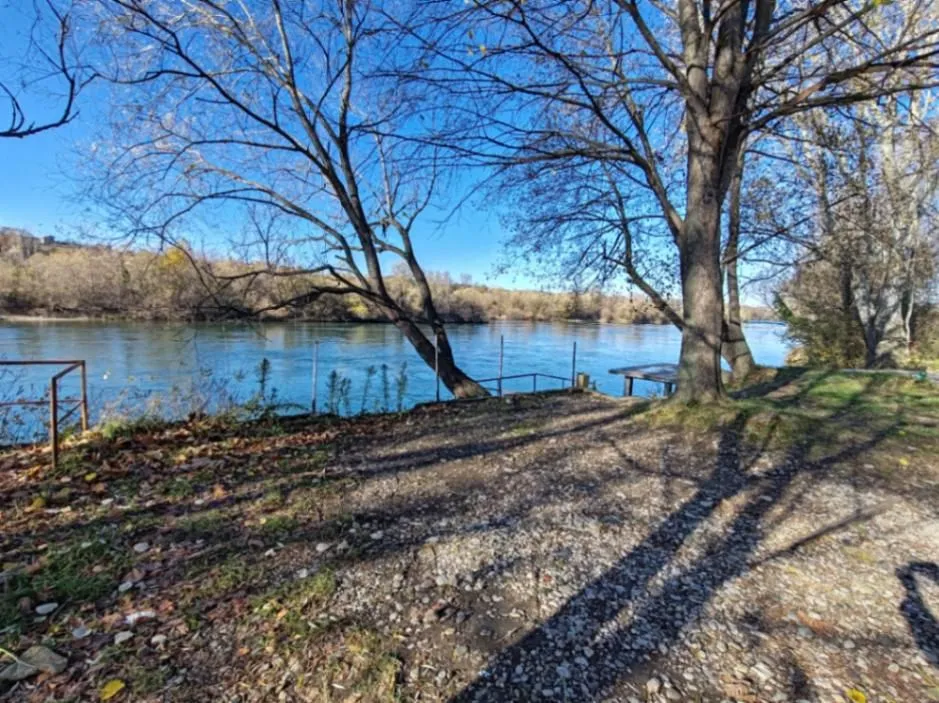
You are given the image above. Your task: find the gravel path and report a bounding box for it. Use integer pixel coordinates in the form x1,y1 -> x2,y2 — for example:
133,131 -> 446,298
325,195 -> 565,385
3,385 -> 938,702
197,391 -> 938,702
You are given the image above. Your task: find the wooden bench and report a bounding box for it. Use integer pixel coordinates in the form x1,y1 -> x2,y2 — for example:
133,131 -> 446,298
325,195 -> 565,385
609,363 -> 678,396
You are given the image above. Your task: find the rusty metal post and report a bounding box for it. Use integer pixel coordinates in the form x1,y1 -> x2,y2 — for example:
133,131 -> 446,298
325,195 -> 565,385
79,360 -> 89,431
498,335 -> 504,397
49,377 -> 59,468
312,342 -> 319,414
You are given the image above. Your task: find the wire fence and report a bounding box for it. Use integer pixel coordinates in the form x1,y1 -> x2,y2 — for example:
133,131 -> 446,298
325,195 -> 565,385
0,334 -> 583,449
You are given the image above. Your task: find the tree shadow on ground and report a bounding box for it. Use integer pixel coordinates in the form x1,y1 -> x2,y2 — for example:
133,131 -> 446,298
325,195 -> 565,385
0,371 -> 923,701
450,375 -> 899,701
897,562 -> 939,665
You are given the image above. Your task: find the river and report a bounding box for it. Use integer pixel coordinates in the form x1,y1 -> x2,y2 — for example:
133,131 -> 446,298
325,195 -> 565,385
0,320 -> 789,441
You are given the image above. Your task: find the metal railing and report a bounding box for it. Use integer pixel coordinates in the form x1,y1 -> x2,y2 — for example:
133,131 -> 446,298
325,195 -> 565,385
0,360 -> 89,467
476,336 -> 578,397
476,372 -> 573,396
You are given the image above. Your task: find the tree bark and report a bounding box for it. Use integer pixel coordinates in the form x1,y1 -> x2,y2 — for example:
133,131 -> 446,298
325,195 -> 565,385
676,135 -> 726,403
723,149 -> 757,382
394,317 -> 488,399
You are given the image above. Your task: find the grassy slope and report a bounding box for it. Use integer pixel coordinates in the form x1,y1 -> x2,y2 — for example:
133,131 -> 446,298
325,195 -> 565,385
0,369 -> 937,700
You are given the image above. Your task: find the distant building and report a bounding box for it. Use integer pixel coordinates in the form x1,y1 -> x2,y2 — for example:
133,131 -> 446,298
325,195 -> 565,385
0,228 -> 58,260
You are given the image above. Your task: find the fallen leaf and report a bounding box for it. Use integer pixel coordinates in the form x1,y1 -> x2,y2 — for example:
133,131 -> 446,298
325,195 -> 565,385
26,496 -> 46,512
845,688 -> 867,703
100,678 -> 125,700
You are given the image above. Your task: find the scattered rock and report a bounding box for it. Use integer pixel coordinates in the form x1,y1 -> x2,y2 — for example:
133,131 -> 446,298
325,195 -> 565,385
133,542 -> 150,553
0,645 -> 67,681
646,677 -> 661,695
150,634 -> 168,646
749,662 -> 774,686
35,602 -> 58,616
113,631 -> 133,645
125,609 -> 156,625
72,625 -> 92,639
0,658 -> 38,682
423,599 -> 450,624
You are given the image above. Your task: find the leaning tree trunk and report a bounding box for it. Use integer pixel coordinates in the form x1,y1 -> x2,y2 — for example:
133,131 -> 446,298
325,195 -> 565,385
393,317 -> 488,399
676,136 -> 726,403
391,242 -> 489,399
723,149 -> 757,382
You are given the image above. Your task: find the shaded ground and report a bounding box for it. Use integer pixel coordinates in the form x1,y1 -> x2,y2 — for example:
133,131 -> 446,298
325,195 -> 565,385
1,370 -> 939,702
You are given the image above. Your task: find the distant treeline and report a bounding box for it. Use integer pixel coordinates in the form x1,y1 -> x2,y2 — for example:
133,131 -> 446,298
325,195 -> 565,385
0,233 -> 774,324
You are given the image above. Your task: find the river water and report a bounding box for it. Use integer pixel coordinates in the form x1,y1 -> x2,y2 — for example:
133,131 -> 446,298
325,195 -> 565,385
0,320 -> 789,440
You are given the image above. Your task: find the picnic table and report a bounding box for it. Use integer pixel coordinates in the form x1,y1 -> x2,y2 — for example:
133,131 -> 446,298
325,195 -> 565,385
609,363 -> 678,396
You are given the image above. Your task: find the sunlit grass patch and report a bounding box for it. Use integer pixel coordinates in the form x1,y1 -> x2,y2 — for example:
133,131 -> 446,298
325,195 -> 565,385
635,369 -> 939,473
0,538 -> 129,642
310,626 -> 401,702
501,419 -> 546,438
97,415 -> 168,441
177,509 -> 230,538
259,514 -> 302,536
249,568 -> 340,650
182,552 -> 266,603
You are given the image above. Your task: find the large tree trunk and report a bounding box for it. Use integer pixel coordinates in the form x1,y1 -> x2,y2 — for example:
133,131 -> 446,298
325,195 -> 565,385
723,149 -> 757,382
860,290 -> 907,368
394,317 -> 488,399
676,137 -> 726,403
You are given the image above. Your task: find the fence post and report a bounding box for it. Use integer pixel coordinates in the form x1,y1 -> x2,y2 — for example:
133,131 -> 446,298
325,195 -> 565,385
571,341 -> 577,388
498,335 -> 504,397
434,332 -> 440,402
79,360 -> 89,431
49,377 -> 59,469
311,342 -> 319,414
533,374 -> 537,392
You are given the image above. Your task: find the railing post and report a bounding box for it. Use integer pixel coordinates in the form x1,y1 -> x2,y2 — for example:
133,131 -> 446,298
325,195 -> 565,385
571,341 -> 577,388
79,361 -> 89,431
49,377 -> 59,469
498,335 -> 504,397
311,341 -> 319,414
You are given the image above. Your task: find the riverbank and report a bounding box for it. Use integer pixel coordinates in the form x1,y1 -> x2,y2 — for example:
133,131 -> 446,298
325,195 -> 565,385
2,370 -> 937,701
0,238 -> 775,325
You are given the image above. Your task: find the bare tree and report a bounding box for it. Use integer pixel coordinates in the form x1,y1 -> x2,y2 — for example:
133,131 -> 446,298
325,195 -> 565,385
412,0 -> 939,401
1,1 -> 89,138
779,93 -> 939,367
81,0 -> 487,398
722,147 -> 757,381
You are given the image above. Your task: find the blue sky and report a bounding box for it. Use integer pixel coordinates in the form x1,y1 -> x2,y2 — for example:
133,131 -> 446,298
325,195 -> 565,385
0,0 -> 524,288
0,112 -> 522,286
0,3 -> 766,304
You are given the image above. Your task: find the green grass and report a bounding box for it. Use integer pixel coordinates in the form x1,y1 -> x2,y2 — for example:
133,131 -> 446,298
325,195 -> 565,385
97,415 -> 168,441
638,369 -> 939,473
1,539 -> 129,642
260,514 -> 302,536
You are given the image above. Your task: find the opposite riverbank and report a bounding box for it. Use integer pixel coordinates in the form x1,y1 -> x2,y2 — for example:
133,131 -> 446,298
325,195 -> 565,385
1,369 -> 937,701
0,232 -> 775,325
